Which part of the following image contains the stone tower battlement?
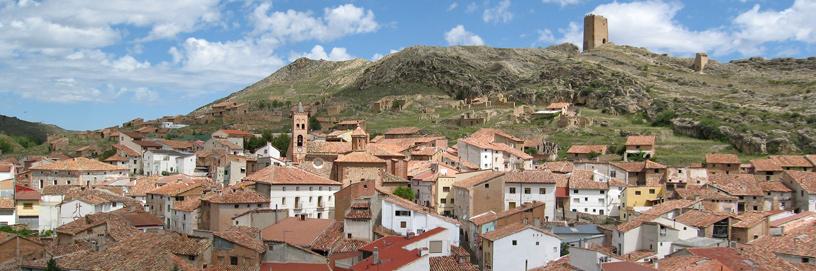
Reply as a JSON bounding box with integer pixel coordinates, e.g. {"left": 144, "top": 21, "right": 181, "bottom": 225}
{"left": 583, "top": 14, "right": 608, "bottom": 52}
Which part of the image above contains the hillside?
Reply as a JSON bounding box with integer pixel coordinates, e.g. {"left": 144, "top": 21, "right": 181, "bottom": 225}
{"left": 188, "top": 44, "right": 816, "bottom": 164}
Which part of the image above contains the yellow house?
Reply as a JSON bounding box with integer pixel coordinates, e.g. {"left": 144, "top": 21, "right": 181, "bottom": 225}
{"left": 621, "top": 185, "right": 664, "bottom": 211}
{"left": 434, "top": 163, "right": 459, "bottom": 216}
{"left": 14, "top": 187, "right": 41, "bottom": 229}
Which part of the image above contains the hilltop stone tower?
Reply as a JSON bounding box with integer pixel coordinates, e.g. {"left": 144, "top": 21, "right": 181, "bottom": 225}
{"left": 583, "top": 14, "right": 608, "bottom": 52}
{"left": 289, "top": 102, "right": 308, "bottom": 164}
{"left": 693, "top": 52, "right": 709, "bottom": 73}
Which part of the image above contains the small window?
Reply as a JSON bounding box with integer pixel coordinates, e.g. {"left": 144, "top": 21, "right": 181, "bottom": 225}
{"left": 539, "top": 188, "right": 546, "bottom": 194}
{"left": 23, "top": 203, "right": 33, "bottom": 209}
{"left": 484, "top": 183, "right": 490, "bottom": 188}
{"left": 443, "top": 187, "right": 450, "bottom": 192}
{"left": 512, "top": 240, "right": 517, "bottom": 246}
{"left": 347, "top": 233, "right": 352, "bottom": 238}
{"left": 573, "top": 189, "right": 578, "bottom": 193}
{"left": 509, "top": 187, "right": 516, "bottom": 194}
{"left": 524, "top": 188, "right": 531, "bottom": 194}
{"left": 400, "top": 221, "right": 407, "bottom": 228}
{"left": 440, "top": 198, "right": 447, "bottom": 204}
{"left": 635, "top": 191, "right": 642, "bottom": 196}
{"left": 234, "top": 204, "right": 240, "bottom": 208}
{"left": 230, "top": 256, "right": 238, "bottom": 265}
{"left": 600, "top": 190, "right": 605, "bottom": 194}
{"left": 649, "top": 189, "right": 656, "bottom": 194}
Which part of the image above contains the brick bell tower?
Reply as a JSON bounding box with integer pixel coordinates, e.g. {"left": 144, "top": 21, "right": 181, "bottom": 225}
{"left": 289, "top": 102, "right": 308, "bottom": 164}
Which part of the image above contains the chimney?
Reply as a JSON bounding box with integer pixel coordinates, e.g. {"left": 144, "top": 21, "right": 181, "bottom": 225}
{"left": 372, "top": 247, "right": 381, "bottom": 265}
{"left": 418, "top": 247, "right": 429, "bottom": 257}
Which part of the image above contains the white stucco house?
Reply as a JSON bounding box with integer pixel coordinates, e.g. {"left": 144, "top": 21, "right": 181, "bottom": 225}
{"left": 456, "top": 128, "right": 534, "bottom": 172}
{"left": 568, "top": 170, "right": 625, "bottom": 216}
{"left": 502, "top": 171, "right": 561, "bottom": 221}
{"left": 244, "top": 166, "right": 340, "bottom": 219}
{"left": 611, "top": 216, "right": 699, "bottom": 259}
{"left": 781, "top": 170, "right": 816, "bottom": 212}
{"left": 380, "top": 195, "right": 461, "bottom": 245}
{"left": 481, "top": 224, "right": 561, "bottom": 271}
{"left": 143, "top": 149, "right": 196, "bottom": 176}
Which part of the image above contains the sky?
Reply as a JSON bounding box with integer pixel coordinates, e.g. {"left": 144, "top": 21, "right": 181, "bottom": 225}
{"left": 0, "top": 0, "right": 814, "bottom": 131}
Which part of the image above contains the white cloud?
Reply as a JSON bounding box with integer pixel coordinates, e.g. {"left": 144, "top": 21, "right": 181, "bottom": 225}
{"left": 371, "top": 48, "right": 402, "bottom": 61}
{"left": 732, "top": 0, "right": 816, "bottom": 53}
{"left": 465, "top": 2, "right": 479, "bottom": 13}
{"left": 542, "top": 0, "right": 585, "bottom": 6}
{"left": 110, "top": 55, "right": 151, "bottom": 72}
{"left": 290, "top": 45, "right": 354, "bottom": 61}
{"left": 537, "top": 29, "right": 555, "bottom": 44}
{"left": 483, "top": 0, "right": 513, "bottom": 23}
{"left": 448, "top": 2, "right": 459, "bottom": 11}
{"left": 445, "top": 25, "right": 485, "bottom": 46}
{"left": 251, "top": 3, "right": 378, "bottom": 43}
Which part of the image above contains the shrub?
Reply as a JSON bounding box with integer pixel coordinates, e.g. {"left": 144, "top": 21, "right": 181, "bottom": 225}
{"left": 393, "top": 186, "right": 415, "bottom": 201}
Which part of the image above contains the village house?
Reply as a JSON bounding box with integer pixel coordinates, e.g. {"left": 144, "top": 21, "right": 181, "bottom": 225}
{"left": 566, "top": 145, "right": 608, "bottom": 161}
{"left": 465, "top": 202, "right": 549, "bottom": 261}
{"left": 552, "top": 224, "right": 605, "bottom": 248}
{"left": 0, "top": 232, "right": 46, "bottom": 264}
{"left": 198, "top": 189, "right": 269, "bottom": 232}
{"left": 704, "top": 153, "right": 741, "bottom": 176}
{"left": 752, "top": 219, "right": 816, "bottom": 265}
{"left": 384, "top": 127, "right": 423, "bottom": 139}
{"left": 51, "top": 188, "right": 141, "bottom": 228}
{"left": 54, "top": 212, "right": 141, "bottom": 249}
{"left": 760, "top": 181, "right": 793, "bottom": 211}
{"left": 243, "top": 166, "right": 340, "bottom": 219}
{"left": 210, "top": 101, "right": 248, "bottom": 117}
{"left": 334, "top": 120, "right": 366, "bottom": 131}
{"left": 501, "top": 170, "right": 561, "bottom": 220}
{"left": 210, "top": 226, "right": 266, "bottom": 270}
{"left": 769, "top": 155, "right": 814, "bottom": 171}
{"left": 673, "top": 186, "right": 738, "bottom": 213}
{"left": 15, "top": 185, "right": 40, "bottom": 229}
{"left": 672, "top": 209, "right": 732, "bottom": 239}
{"left": 666, "top": 165, "right": 708, "bottom": 190}
{"left": 730, "top": 211, "right": 771, "bottom": 243}
{"left": 29, "top": 157, "right": 129, "bottom": 189}
{"left": 231, "top": 208, "right": 289, "bottom": 229}
{"left": 612, "top": 212, "right": 699, "bottom": 258}
{"left": 456, "top": 128, "right": 533, "bottom": 172}
{"left": 260, "top": 216, "right": 335, "bottom": 263}
{"left": 145, "top": 178, "right": 211, "bottom": 226}
{"left": 452, "top": 171, "right": 505, "bottom": 221}
{"left": 568, "top": 170, "right": 625, "bottom": 216}
{"left": 481, "top": 223, "right": 561, "bottom": 271}
{"left": 780, "top": 170, "right": 816, "bottom": 212}
{"left": 0, "top": 198, "right": 14, "bottom": 226}
{"left": 351, "top": 227, "right": 452, "bottom": 271}
{"left": 142, "top": 149, "right": 196, "bottom": 176}
{"left": 379, "top": 193, "right": 461, "bottom": 245}
{"left": 169, "top": 197, "right": 200, "bottom": 235}
{"left": 624, "top": 135, "right": 656, "bottom": 161}
{"left": 106, "top": 144, "right": 142, "bottom": 175}
{"left": 433, "top": 163, "right": 459, "bottom": 216}
{"left": 0, "top": 162, "right": 14, "bottom": 182}
{"left": 750, "top": 158, "right": 784, "bottom": 181}
{"left": 707, "top": 174, "right": 765, "bottom": 213}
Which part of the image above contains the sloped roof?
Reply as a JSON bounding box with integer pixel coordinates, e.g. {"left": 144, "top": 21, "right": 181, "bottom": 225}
{"left": 705, "top": 153, "right": 740, "bottom": 164}
{"left": 708, "top": 174, "right": 763, "bottom": 196}
{"left": 769, "top": 155, "right": 813, "bottom": 168}
{"left": 503, "top": 170, "right": 566, "bottom": 184}
{"left": 759, "top": 181, "right": 792, "bottom": 192}
{"left": 260, "top": 217, "right": 335, "bottom": 247}
{"left": 750, "top": 159, "right": 783, "bottom": 172}
{"left": 674, "top": 187, "right": 737, "bottom": 201}
{"left": 146, "top": 181, "right": 203, "bottom": 196}
{"left": 482, "top": 223, "right": 553, "bottom": 241}
{"left": 783, "top": 170, "right": 816, "bottom": 194}
{"left": 541, "top": 161, "right": 574, "bottom": 173}
{"left": 203, "top": 189, "right": 267, "bottom": 204}
{"left": 307, "top": 141, "right": 352, "bottom": 154}
{"left": 673, "top": 209, "right": 731, "bottom": 228}
{"left": 384, "top": 127, "right": 421, "bottom": 135}
{"left": 171, "top": 197, "right": 201, "bottom": 212}
{"left": 567, "top": 145, "right": 607, "bottom": 154}
{"left": 452, "top": 171, "right": 504, "bottom": 189}
{"left": 213, "top": 226, "right": 265, "bottom": 253}
{"left": 30, "top": 157, "right": 127, "bottom": 171}
{"left": 639, "top": 199, "right": 697, "bottom": 217}
{"left": 568, "top": 170, "right": 607, "bottom": 190}
{"left": 244, "top": 166, "right": 340, "bottom": 185}
{"left": 625, "top": 135, "right": 655, "bottom": 146}
{"left": 732, "top": 211, "right": 771, "bottom": 228}
{"left": 335, "top": 151, "right": 387, "bottom": 163}
{"left": 56, "top": 213, "right": 140, "bottom": 241}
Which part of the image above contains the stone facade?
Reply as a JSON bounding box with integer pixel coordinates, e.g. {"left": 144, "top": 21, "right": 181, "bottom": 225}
{"left": 583, "top": 14, "right": 608, "bottom": 51}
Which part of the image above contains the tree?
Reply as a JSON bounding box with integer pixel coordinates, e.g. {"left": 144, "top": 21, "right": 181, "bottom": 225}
{"left": 309, "top": 116, "right": 322, "bottom": 131}
{"left": 393, "top": 186, "right": 415, "bottom": 201}
{"left": 45, "top": 258, "right": 61, "bottom": 271}
{"left": 271, "top": 134, "right": 290, "bottom": 157}
{"left": 627, "top": 151, "right": 648, "bottom": 162}
{"left": 560, "top": 243, "right": 569, "bottom": 256}
{"left": 98, "top": 148, "right": 117, "bottom": 161}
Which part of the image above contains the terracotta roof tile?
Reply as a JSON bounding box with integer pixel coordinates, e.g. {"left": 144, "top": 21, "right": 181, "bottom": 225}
{"left": 674, "top": 187, "right": 737, "bottom": 201}
{"left": 306, "top": 141, "right": 351, "bottom": 154}
{"left": 750, "top": 159, "right": 783, "bottom": 172}
{"left": 56, "top": 213, "right": 140, "bottom": 241}
{"left": 335, "top": 151, "right": 387, "bottom": 163}
{"left": 656, "top": 255, "right": 727, "bottom": 271}
{"left": 567, "top": 145, "right": 607, "bottom": 154}
{"left": 705, "top": 153, "right": 740, "bottom": 164}
{"left": 769, "top": 211, "right": 816, "bottom": 228}
{"left": 260, "top": 263, "right": 331, "bottom": 271}
{"left": 685, "top": 246, "right": 798, "bottom": 271}
{"left": 40, "top": 185, "right": 81, "bottom": 195}
{"left": 625, "top": 135, "right": 655, "bottom": 146}
{"left": 172, "top": 197, "right": 201, "bottom": 212}
{"left": 470, "top": 201, "right": 546, "bottom": 225}
{"left": 382, "top": 193, "right": 461, "bottom": 225}
{"left": 203, "top": 189, "right": 267, "bottom": 204}
{"left": 219, "top": 129, "right": 252, "bottom": 137}
{"left": 244, "top": 166, "right": 340, "bottom": 186}
{"left": 732, "top": 211, "right": 771, "bottom": 228}
{"left": 157, "top": 139, "right": 194, "bottom": 150}
{"left": 260, "top": 217, "right": 335, "bottom": 247}
{"left": 783, "top": 170, "right": 816, "bottom": 194}
{"left": 384, "top": 127, "right": 421, "bottom": 135}
{"left": 769, "top": 155, "right": 814, "bottom": 168}
{"left": 568, "top": 170, "right": 608, "bottom": 190}
{"left": 601, "top": 261, "right": 657, "bottom": 271}
{"left": 759, "top": 181, "right": 792, "bottom": 192}
{"left": 147, "top": 181, "right": 203, "bottom": 196}
{"left": 546, "top": 102, "right": 571, "bottom": 110}
{"left": 482, "top": 223, "right": 553, "bottom": 241}
{"left": 640, "top": 199, "right": 697, "bottom": 217}
{"left": 14, "top": 186, "right": 40, "bottom": 200}
{"left": 104, "top": 154, "right": 129, "bottom": 162}
{"left": 127, "top": 176, "right": 160, "bottom": 197}
{"left": 708, "top": 174, "right": 763, "bottom": 196}
{"left": 673, "top": 209, "right": 731, "bottom": 227}
{"left": 30, "top": 157, "right": 127, "bottom": 171}
{"left": 529, "top": 256, "right": 579, "bottom": 271}
{"left": 213, "top": 226, "right": 265, "bottom": 253}
{"left": 541, "top": 161, "right": 574, "bottom": 173}
{"left": 429, "top": 256, "right": 480, "bottom": 271}
{"left": 0, "top": 198, "right": 14, "bottom": 209}
{"left": 503, "top": 170, "right": 566, "bottom": 184}
{"left": 452, "top": 171, "right": 503, "bottom": 189}
{"left": 117, "top": 210, "right": 163, "bottom": 227}
{"left": 616, "top": 215, "right": 657, "bottom": 232}
{"left": 309, "top": 222, "right": 344, "bottom": 252}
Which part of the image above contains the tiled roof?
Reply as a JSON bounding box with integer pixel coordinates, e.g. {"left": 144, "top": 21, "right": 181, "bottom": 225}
{"left": 616, "top": 215, "right": 657, "bottom": 232}
{"left": 307, "top": 141, "right": 352, "bottom": 154}
{"left": 529, "top": 256, "right": 579, "bottom": 271}
{"left": 541, "top": 161, "right": 574, "bottom": 173}
{"left": 244, "top": 166, "right": 340, "bottom": 185}
{"left": 503, "top": 170, "right": 566, "bottom": 184}
{"left": 656, "top": 255, "right": 727, "bottom": 271}
{"left": 146, "top": 181, "right": 203, "bottom": 196}
{"left": 56, "top": 213, "right": 140, "bottom": 241}
{"left": 366, "top": 143, "right": 406, "bottom": 157}
{"left": 460, "top": 137, "right": 533, "bottom": 160}
{"left": 470, "top": 128, "right": 524, "bottom": 143}
{"left": 260, "top": 263, "right": 331, "bottom": 271}
{"left": 625, "top": 135, "right": 655, "bottom": 146}
{"left": 601, "top": 262, "right": 657, "bottom": 271}
{"left": 359, "top": 227, "right": 447, "bottom": 252}
{"left": 685, "top": 247, "right": 798, "bottom": 271}
{"left": 382, "top": 193, "right": 461, "bottom": 225}
{"left": 335, "top": 151, "right": 387, "bottom": 163}
{"left": 674, "top": 187, "right": 737, "bottom": 201}
{"left": 384, "top": 127, "right": 421, "bottom": 135}
{"left": 104, "top": 154, "right": 129, "bottom": 162}
{"left": 708, "top": 174, "right": 763, "bottom": 196}
{"left": 759, "top": 181, "right": 792, "bottom": 192}
{"left": 568, "top": 170, "right": 607, "bottom": 190}
{"left": 429, "top": 256, "right": 480, "bottom": 271}
{"left": 732, "top": 211, "right": 771, "bottom": 228}
{"left": 753, "top": 220, "right": 816, "bottom": 259}
{"left": 769, "top": 211, "right": 816, "bottom": 227}
{"left": 157, "top": 139, "right": 194, "bottom": 150}
{"left": 172, "top": 197, "right": 201, "bottom": 212}
{"left": 769, "top": 155, "right": 813, "bottom": 168}
{"left": 213, "top": 226, "right": 265, "bottom": 253}
{"left": 452, "top": 171, "right": 503, "bottom": 189}
{"left": 219, "top": 129, "right": 252, "bottom": 137}
{"left": 567, "top": 145, "right": 607, "bottom": 154}
{"left": 14, "top": 186, "right": 41, "bottom": 200}
{"left": 750, "top": 159, "right": 783, "bottom": 172}
{"left": 30, "top": 157, "right": 127, "bottom": 171}
{"left": 783, "top": 170, "right": 816, "bottom": 194}
{"left": 0, "top": 163, "right": 13, "bottom": 173}
{"left": 640, "top": 199, "right": 697, "bottom": 217}
{"left": 470, "top": 201, "right": 546, "bottom": 226}
{"left": 260, "top": 217, "right": 335, "bottom": 247}
{"left": 63, "top": 188, "right": 141, "bottom": 206}
{"left": 309, "top": 222, "right": 344, "bottom": 252}
{"left": 41, "top": 185, "right": 80, "bottom": 195}
{"left": 117, "top": 210, "right": 163, "bottom": 227}
{"left": 127, "top": 176, "right": 160, "bottom": 197}
{"left": 134, "top": 140, "right": 163, "bottom": 148}
{"left": 705, "top": 153, "right": 740, "bottom": 164}
{"left": 482, "top": 223, "right": 553, "bottom": 241}
{"left": 51, "top": 232, "right": 211, "bottom": 271}
{"left": 203, "top": 189, "right": 267, "bottom": 204}
{"left": 673, "top": 209, "right": 731, "bottom": 228}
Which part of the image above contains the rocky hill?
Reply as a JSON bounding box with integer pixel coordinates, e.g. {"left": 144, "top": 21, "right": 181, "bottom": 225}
{"left": 0, "top": 115, "right": 65, "bottom": 143}
{"left": 193, "top": 44, "right": 816, "bottom": 156}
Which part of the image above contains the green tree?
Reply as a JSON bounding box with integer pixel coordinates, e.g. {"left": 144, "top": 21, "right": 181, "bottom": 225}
{"left": 587, "top": 151, "right": 601, "bottom": 160}
{"left": 45, "top": 258, "right": 61, "bottom": 271}
{"left": 627, "top": 151, "right": 649, "bottom": 162}
{"left": 560, "top": 243, "right": 570, "bottom": 256}
{"left": 309, "top": 116, "right": 322, "bottom": 131}
{"left": 98, "top": 148, "right": 117, "bottom": 161}
{"left": 0, "top": 139, "right": 11, "bottom": 154}
{"left": 271, "top": 134, "right": 290, "bottom": 157}
{"left": 393, "top": 186, "right": 415, "bottom": 201}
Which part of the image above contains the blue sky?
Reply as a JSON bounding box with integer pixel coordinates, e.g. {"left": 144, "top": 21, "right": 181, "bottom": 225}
{"left": 0, "top": 0, "right": 814, "bottom": 131}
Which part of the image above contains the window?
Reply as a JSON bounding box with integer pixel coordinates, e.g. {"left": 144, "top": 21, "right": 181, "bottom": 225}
{"left": 112, "top": 202, "right": 117, "bottom": 207}
{"left": 610, "top": 171, "right": 617, "bottom": 178}
{"left": 230, "top": 256, "right": 238, "bottom": 265}
{"left": 484, "top": 183, "right": 490, "bottom": 188}
{"left": 442, "top": 187, "right": 450, "bottom": 192}
{"left": 572, "top": 198, "right": 579, "bottom": 203}
{"left": 584, "top": 197, "right": 588, "bottom": 201}
{"left": 539, "top": 188, "right": 546, "bottom": 194}
{"left": 536, "top": 241, "right": 539, "bottom": 246}
{"left": 395, "top": 210, "right": 411, "bottom": 216}
{"left": 573, "top": 189, "right": 579, "bottom": 193}
{"left": 524, "top": 188, "right": 531, "bottom": 194}
{"left": 440, "top": 198, "right": 447, "bottom": 204}
{"left": 509, "top": 187, "right": 516, "bottom": 194}
{"left": 450, "top": 199, "right": 454, "bottom": 204}
{"left": 234, "top": 204, "right": 240, "bottom": 208}
{"left": 512, "top": 240, "right": 517, "bottom": 246}
{"left": 753, "top": 206, "right": 758, "bottom": 211}
{"left": 429, "top": 241, "right": 443, "bottom": 253}
{"left": 347, "top": 233, "right": 352, "bottom": 238}
{"left": 23, "top": 203, "right": 33, "bottom": 209}
{"left": 400, "top": 221, "right": 407, "bottom": 228}
{"left": 649, "top": 189, "right": 656, "bottom": 194}
{"left": 635, "top": 191, "right": 642, "bottom": 196}
{"left": 600, "top": 190, "right": 605, "bottom": 194}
